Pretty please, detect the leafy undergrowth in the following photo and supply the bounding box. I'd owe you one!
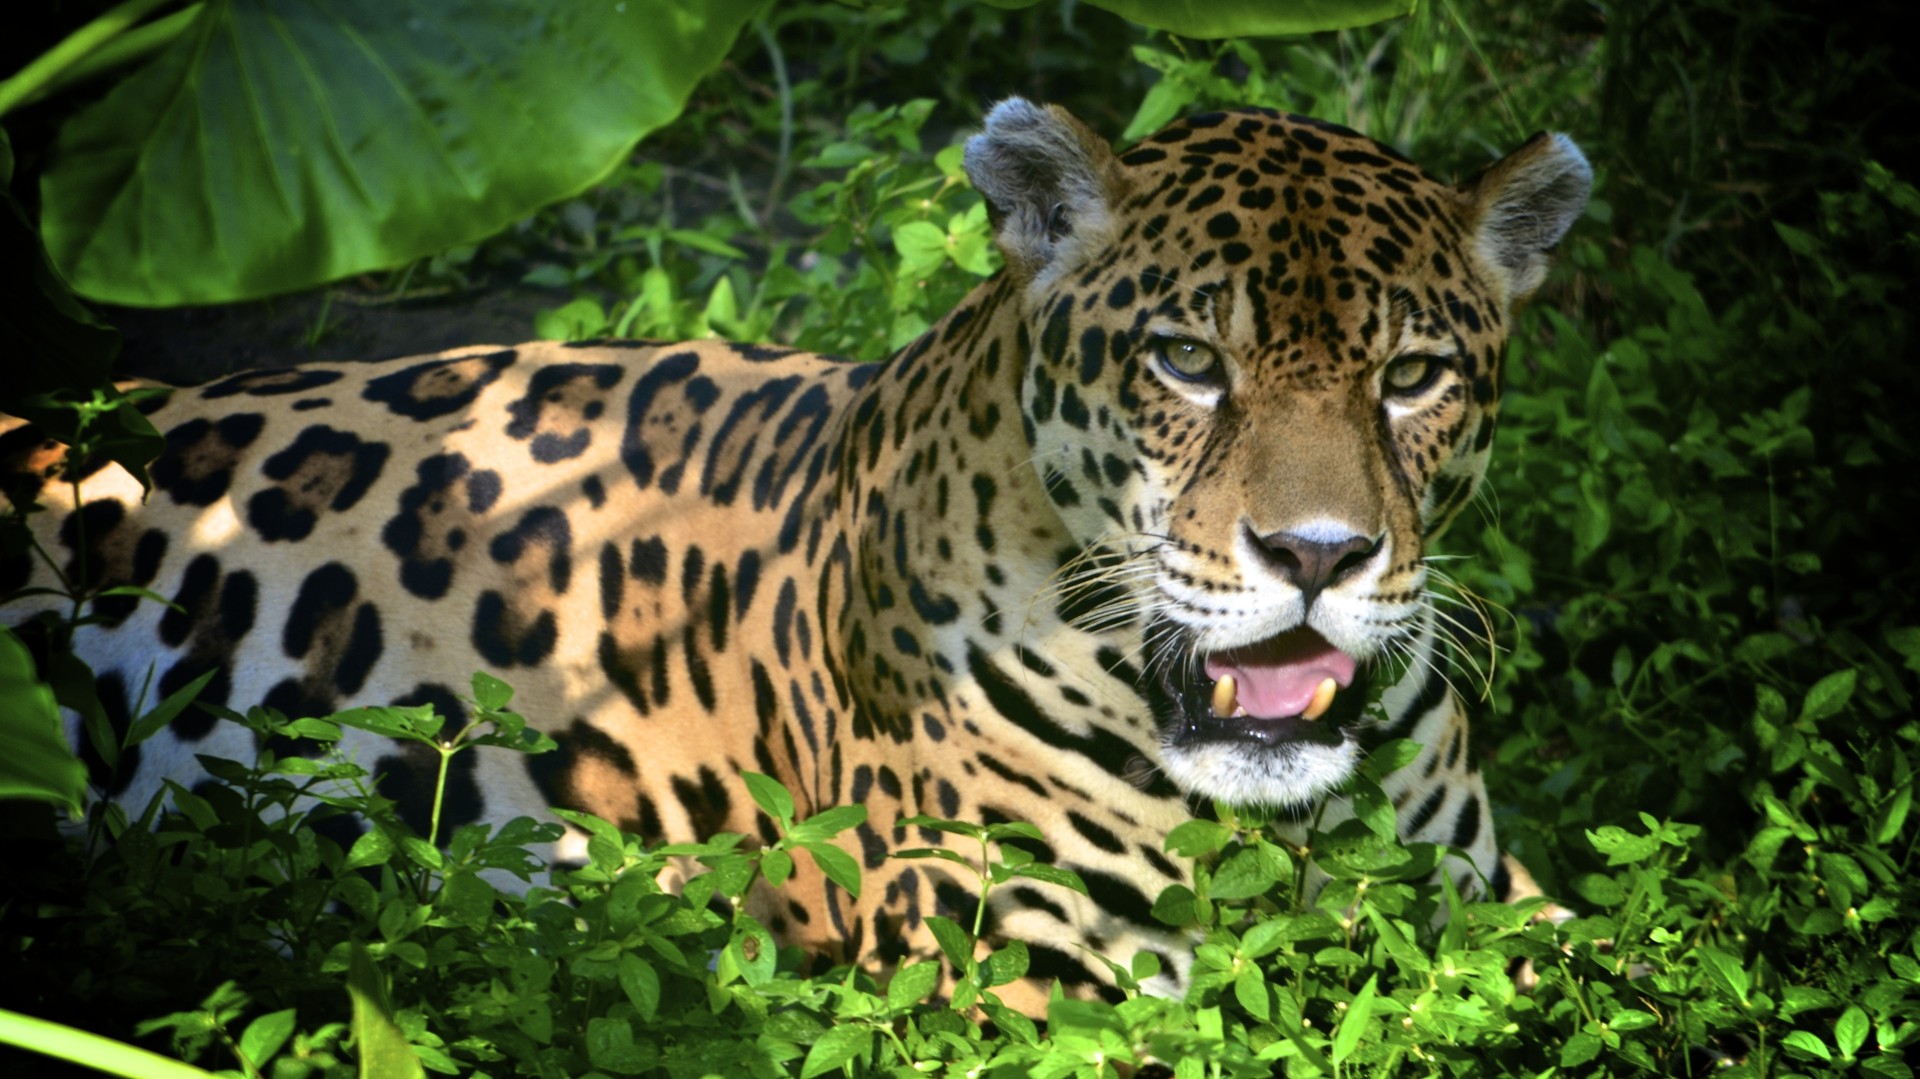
[2,662,1915,1078]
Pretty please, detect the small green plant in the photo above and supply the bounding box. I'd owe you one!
[534,96,998,360]
[0,383,166,815]
[894,816,1090,1017]
[330,673,557,851]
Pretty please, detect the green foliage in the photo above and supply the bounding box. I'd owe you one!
[532,98,997,359]
[0,384,168,816]
[3,698,1907,1076]
[894,815,1089,1017]
[17,0,764,307]
[8,0,1412,312]
[331,672,557,850]
[0,694,1562,1076]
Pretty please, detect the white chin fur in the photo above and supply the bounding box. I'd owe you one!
[1158,738,1358,808]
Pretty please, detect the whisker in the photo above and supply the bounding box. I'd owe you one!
[1417,564,1504,700]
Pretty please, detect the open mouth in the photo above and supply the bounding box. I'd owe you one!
[1160,625,1372,748]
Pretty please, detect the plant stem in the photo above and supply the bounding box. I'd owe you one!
[755,18,793,229]
[33,4,203,108]
[216,1025,262,1079]
[972,836,992,940]
[429,744,452,850]
[879,1021,914,1065]
[65,410,93,634]
[0,0,181,119]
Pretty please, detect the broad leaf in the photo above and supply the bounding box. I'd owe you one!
[0,625,86,813]
[236,1009,297,1073]
[800,1025,872,1079]
[1331,974,1378,1063]
[790,803,868,842]
[1007,861,1089,895]
[1164,818,1231,857]
[343,828,396,872]
[761,847,794,887]
[1799,668,1857,723]
[925,915,974,969]
[471,671,514,712]
[1209,843,1292,900]
[802,840,863,898]
[982,940,1030,987]
[43,0,766,306]
[617,954,661,1022]
[886,961,940,1011]
[742,771,796,823]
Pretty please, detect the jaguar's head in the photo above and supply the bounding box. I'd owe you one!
[964,99,1589,807]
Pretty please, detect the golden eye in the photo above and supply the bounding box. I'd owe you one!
[1155,338,1222,383]
[1383,354,1446,396]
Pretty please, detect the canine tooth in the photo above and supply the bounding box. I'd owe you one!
[1211,674,1237,718]
[1302,677,1338,721]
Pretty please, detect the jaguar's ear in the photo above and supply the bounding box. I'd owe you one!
[1465,131,1592,306]
[964,98,1124,285]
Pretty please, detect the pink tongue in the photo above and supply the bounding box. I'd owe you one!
[1203,629,1358,718]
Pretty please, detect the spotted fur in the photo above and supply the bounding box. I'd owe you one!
[0,101,1588,1011]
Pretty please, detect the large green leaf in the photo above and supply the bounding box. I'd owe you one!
[978,0,1414,37]
[0,625,86,815]
[42,0,765,307]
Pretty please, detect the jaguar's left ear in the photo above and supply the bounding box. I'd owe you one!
[964,98,1125,286]
[1465,131,1592,306]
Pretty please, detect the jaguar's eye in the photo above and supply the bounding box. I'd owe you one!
[1154,338,1223,383]
[1382,354,1447,396]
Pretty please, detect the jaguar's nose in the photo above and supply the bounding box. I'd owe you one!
[1246,525,1381,608]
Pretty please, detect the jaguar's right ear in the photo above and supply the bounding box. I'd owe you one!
[1465,131,1592,307]
[964,98,1125,286]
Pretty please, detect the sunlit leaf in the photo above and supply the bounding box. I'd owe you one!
[43,0,766,305]
[1330,975,1378,1063]
[236,1009,297,1073]
[802,840,862,898]
[742,771,796,824]
[799,1024,871,1079]
[886,961,940,1011]
[925,915,974,969]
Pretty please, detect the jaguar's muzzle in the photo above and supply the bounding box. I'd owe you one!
[1158,624,1372,749]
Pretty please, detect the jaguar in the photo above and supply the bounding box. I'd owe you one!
[0,99,1589,1011]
